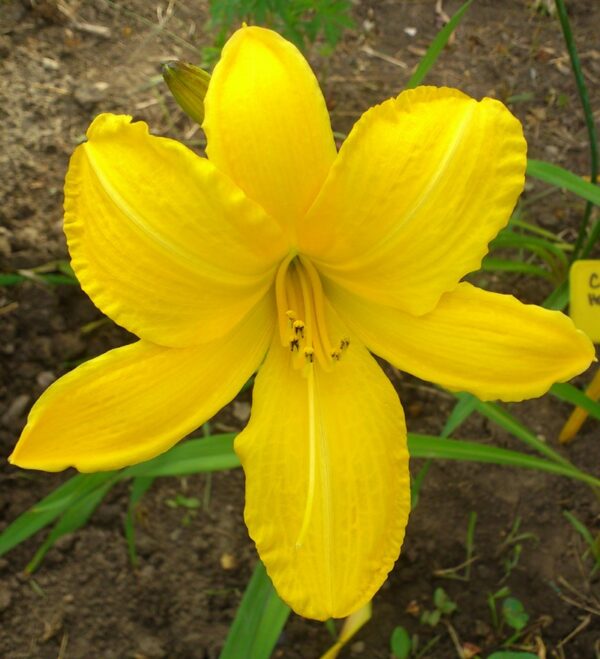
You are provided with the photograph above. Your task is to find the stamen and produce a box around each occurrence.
[293,320,305,337]
[296,263,317,347]
[275,254,350,371]
[298,256,335,359]
[275,253,296,348]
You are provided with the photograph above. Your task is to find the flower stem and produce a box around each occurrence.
[554,0,599,259]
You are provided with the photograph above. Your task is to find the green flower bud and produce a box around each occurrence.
[162,61,211,125]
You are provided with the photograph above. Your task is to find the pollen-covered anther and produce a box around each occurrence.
[276,253,347,370]
[293,320,305,338]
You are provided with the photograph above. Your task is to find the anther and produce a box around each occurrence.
[340,338,350,351]
[290,338,300,352]
[293,320,305,338]
[286,310,296,326]
[304,347,314,363]
[331,349,341,361]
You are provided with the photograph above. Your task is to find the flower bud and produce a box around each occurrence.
[162,60,211,125]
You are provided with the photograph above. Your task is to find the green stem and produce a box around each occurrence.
[582,210,600,258]
[554,0,598,259]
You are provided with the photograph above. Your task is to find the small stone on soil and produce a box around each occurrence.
[2,393,30,424]
[36,370,56,388]
[0,583,12,612]
[136,634,166,659]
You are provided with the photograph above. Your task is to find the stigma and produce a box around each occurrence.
[275,254,349,371]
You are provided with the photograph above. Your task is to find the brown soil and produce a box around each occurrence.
[1,1,599,657]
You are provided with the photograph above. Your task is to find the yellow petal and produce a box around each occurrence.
[203,26,336,240]
[299,87,526,315]
[330,281,595,402]
[235,327,410,620]
[66,113,286,347]
[10,295,274,472]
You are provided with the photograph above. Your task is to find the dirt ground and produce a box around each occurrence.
[1,0,599,657]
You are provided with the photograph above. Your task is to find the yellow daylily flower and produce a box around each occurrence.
[10,26,594,621]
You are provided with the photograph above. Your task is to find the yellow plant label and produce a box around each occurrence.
[570,260,600,343]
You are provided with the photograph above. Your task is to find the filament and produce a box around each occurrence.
[275,254,349,370]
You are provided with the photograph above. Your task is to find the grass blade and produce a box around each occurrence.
[543,279,569,311]
[411,392,477,507]
[551,381,600,422]
[407,434,600,488]
[123,434,239,478]
[509,218,567,242]
[220,560,290,659]
[526,159,600,206]
[480,257,554,281]
[474,401,571,467]
[0,473,116,557]
[491,230,569,260]
[26,476,116,573]
[0,273,78,286]
[563,510,600,571]
[405,0,475,89]
[443,393,478,437]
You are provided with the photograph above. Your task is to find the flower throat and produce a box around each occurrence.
[275,254,349,371]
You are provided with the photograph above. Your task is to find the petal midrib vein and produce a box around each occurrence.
[84,147,271,286]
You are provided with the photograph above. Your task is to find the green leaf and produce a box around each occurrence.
[509,217,565,242]
[421,609,441,627]
[123,434,240,478]
[0,473,116,558]
[0,272,78,286]
[443,393,478,437]
[491,230,569,262]
[501,597,529,631]
[405,0,475,89]
[130,428,600,493]
[543,279,569,311]
[550,382,600,422]
[219,561,290,659]
[474,401,571,467]
[390,626,412,659]
[527,159,600,206]
[165,495,201,509]
[411,392,477,507]
[563,510,600,568]
[480,257,554,281]
[26,476,117,572]
[488,653,538,659]
[433,587,456,614]
[407,433,600,489]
